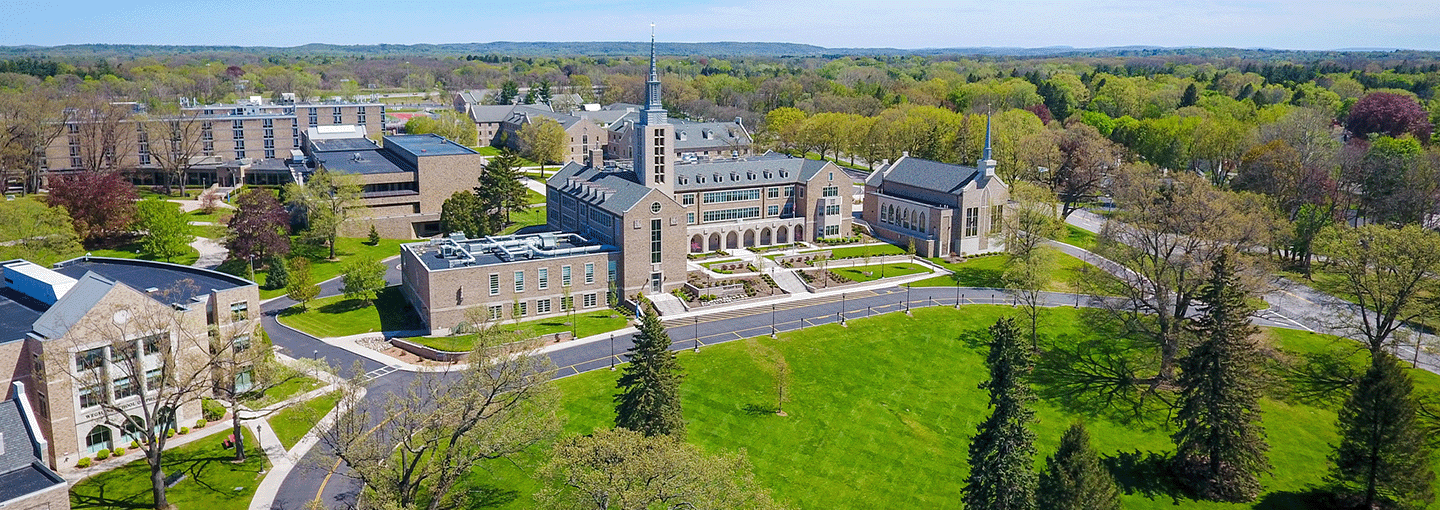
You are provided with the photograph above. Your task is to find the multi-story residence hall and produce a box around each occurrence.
[41,96,383,187]
[0,257,257,470]
[402,34,851,332]
[400,233,623,334]
[862,131,1010,257]
[302,131,485,238]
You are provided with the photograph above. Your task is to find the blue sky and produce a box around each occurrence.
[4,0,1437,51]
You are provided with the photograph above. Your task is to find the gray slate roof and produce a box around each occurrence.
[0,397,65,504]
[468,104,521,123]
[548,162,656,215]
[29,272,114,340]
[673,153,831,192]
[875,156,979,195]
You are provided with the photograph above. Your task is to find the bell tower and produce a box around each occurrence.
[633,24,674,196]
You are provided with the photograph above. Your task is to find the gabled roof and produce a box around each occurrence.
[673,153,833,192]
[875,156,979,195]
[548,162,658,215]
[506,106,590,131]
[30,271,115,340]
[468,104,521,124]
[0,385,65,505]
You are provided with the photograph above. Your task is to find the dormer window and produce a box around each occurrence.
[713,173,721,182]
[746,172,755,180]
[763,171,772,179]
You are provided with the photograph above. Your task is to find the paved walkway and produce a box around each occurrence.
[191,237,228,269]
[648,292,687,315]
[768,268,809,294]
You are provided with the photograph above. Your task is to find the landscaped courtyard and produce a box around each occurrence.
[457,305,1440,510]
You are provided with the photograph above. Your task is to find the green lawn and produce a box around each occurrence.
[241,375,324,409]
[526,189,546,205]
[908,252,1090,291]
[500,206,548,235]
[1064,224,1099,251]
[257,237,406,299]
[269,391,342,450]
[71,428,267,510]
[89,241,201,267]
[412,310,632,352]
[831,262,928,283]
[277,286,424,338]
[807,243,905,260]
[186,207,232,226]
[463,306,1440,510]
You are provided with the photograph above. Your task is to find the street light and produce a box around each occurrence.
[770,304,777,338]
[839,292,846,326]
[693,317,700,352]
[955,276,961,309]
[906,285,911,315]
[609,334,615,371]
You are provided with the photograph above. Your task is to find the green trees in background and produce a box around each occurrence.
[518,116,567,177]
[135,198,193,263]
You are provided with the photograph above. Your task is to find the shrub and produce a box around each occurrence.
[202,398,226,421]
[195,418,207,428]
[166,429,176,438]
[76,457,91,468]
[95,449,110,461]
[179,427,190,435]
[113,446,126,456]
[130,439,139,449]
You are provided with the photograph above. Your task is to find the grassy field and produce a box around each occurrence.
[908,252,1089,291]
[792,243,905,261]
[257,237,406,299]
[831,262,928,282]
[269,391,342,450]
[277,286,424,338]
[241,375,324,409]
[500,206,548,235]
[411,310,632,352]
[526,189,546,205]
[457,305,1440,510]
[71,428,267,510]
[1064,224,1099,251]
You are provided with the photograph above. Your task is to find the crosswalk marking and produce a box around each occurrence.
[362,364,403,380]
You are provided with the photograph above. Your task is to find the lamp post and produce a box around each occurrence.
[770,304,776,338]
[693,317,700,352]
[955,275,961,309]
[839,292,846,326]
[905,285,912,315]
[609,334,615,371]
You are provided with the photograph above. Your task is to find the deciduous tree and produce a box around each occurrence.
[135,198,194,263]
[286,257,320,311]
[225,187,291,269]
[0,198,82,266]
[340,255,385,306]
[615,308,686,438]
[1001,181,1065,349]
[518,117,566,177]
[1346,91,1433,141]
[286,169,362,260]
[1314,224,1440,358]
[1044,123,1124,219]
[46,170,137,241]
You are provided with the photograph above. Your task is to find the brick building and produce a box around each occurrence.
[0,258,257,469]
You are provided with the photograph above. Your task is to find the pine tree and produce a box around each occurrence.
[1038,422,1123,510]
[264,255,289,290]
[1180,83,1199,108]
[1330,351,1436,509]
[1171,251,1270,502]
[963,317,1038,510]
[367,224,380,245]
[614,308,686,439]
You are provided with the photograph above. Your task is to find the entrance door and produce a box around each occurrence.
[650,272,662,293]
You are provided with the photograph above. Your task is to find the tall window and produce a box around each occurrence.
[489,273,500,295]
[965,207,980,237]
[650,219,663,264]
[584,263,595,284]
[561,265,572,287]
[514,270,525,292]
[990,205,1004,234]
[538,268,549,290]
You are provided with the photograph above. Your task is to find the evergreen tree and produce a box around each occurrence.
[1180,83,1199,108]
[367,224,380,245]
[614,308,686,438]
[1330,351,1436,509]
[475,149,528,230]
[1171,251,1270,502]
[264,255,289,290]
[964,317,1038,510]
[1038,422,1123,510]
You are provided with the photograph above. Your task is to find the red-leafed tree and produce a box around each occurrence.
[1345,92,1433,141]
[224,188,291,267]
[46,170,137,241]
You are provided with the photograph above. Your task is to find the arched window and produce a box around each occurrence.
[85,425,112,454]
[918,212,926,233]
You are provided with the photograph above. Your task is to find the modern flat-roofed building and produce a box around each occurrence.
[302,130,485,238]
[0,257,257,470]
[400,233,622,334]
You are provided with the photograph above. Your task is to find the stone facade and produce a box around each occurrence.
[862,154,1009,257]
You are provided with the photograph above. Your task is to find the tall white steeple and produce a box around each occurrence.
[634,24,674,195]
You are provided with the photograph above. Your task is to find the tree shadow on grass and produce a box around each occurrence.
[1101,450,1183,504]
[951,266,1005,288]
[742,403,778,416]
[70,480,149,509]
[1251,488,1336,510]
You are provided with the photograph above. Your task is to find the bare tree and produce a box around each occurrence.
[139,106,208,196]
[1043,123,1125,219]
[0,89,73,194]
[317,328,560,510]
[49,281,229,510]
[71,95,136,175]
[1000,181,1066,350]
[1094,165,1275,384]
[209,321,321,462]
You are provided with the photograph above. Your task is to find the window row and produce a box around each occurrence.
[702,207,761,223]
[488,263,597,296]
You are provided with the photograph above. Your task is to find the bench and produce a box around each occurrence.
[221,434,236,449]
